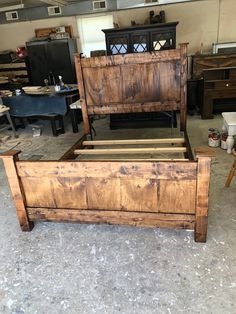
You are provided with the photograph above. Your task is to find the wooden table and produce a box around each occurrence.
[222,112,236,153]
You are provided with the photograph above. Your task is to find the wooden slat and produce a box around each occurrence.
[16,161,197,180]
[83,138,185,146]
[27,207,195,230]
[195,157,212,242]
[77,49,181,68]
[77,158,189,161]
[0,63,26,69]
[0,70,28,76]
[74,147,187,155]
[86,101,180,115]
[60,134,87,160]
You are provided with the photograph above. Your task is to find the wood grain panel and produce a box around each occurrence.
[78,49,181,68]
[121,62,180,103]
[86,178,120,210]
[21,177,87,209]
[120,179,157,212]
[87,101,180,114]
[195,157,211,242]
[16,161,197,180]
[83,66,122,106]
[157,180,196,214]
[27,207,195,230]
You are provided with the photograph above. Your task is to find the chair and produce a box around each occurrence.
[225,148,236,187]
[0,105,16,138]
[222,112,236,154]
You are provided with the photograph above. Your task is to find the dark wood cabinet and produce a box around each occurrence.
[103,22,178,55]
[202,67,236,119]
[103,22,178,129]
[26,38,77,86]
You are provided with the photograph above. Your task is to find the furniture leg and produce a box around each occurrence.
[0,151,34,231]
[70,109,79,133]
[194,154,212,242]
[202,94,213,119]
[225,160,236,187]
[5,111,17,138]
[50,118,58,136]
[226,134,234,154]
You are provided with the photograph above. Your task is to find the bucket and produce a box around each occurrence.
[208,128,220,147]
[221,132,228,149]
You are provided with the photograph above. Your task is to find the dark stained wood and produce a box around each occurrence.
[179,43,188,132]
[74,55,91,135]
[60,134,87,160]
[192,53,236,79]
[27,207,195,230]
[0,151,34,231]
[76,49,181,68]
[87,101,180,115]
[195,156,212,242]
[75,44,188,134]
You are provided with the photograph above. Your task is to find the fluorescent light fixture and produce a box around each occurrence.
[0,4,24,12]
[40,0,68,6]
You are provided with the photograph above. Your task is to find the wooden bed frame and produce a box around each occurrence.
[0,44,214,242]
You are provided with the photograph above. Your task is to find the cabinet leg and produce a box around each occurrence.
[226,135,234,154]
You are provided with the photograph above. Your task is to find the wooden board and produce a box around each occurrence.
[35,26,73,38]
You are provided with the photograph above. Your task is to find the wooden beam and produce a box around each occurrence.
[74,147,187,155]
[59,134,87,160]
[195,156,212,242]
[27,207,195,230]
[87,101,180,115]
[77,158,189,162]
[0,151,34,231]
[83,138,185,146]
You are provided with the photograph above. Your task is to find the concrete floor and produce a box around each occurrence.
[0,115,235,314]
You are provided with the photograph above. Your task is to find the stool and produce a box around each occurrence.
[222,112,236,154]
[225,148,236,187]
[0,105,16,138]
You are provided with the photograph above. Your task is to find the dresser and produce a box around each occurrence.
[202,67,236,119]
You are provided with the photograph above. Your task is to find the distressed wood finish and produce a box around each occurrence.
[0,151,34,231]
[0,43,214,242]
[27,208,195,230]
[195,154,212,242]
[0,149,214,241]
[75,44,188,136]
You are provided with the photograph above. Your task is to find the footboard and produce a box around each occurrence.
[1,149,212,242]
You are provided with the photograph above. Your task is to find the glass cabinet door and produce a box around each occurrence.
[131,33,149,53]
[107,34,129,55]
[151,31,176,51]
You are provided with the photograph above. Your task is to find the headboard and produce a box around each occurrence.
[75,43,188,134]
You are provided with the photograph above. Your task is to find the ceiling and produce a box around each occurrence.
[0,0,79,9]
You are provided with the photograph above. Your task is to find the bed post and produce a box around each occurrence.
[0,150,34,231]
[194,148,214,242]
[179,43,188,133]
[75,54,91,137]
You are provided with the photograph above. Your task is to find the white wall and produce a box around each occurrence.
[0,16,80,51]
[0,0,235,55]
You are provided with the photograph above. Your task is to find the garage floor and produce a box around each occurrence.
[0,114,235,314]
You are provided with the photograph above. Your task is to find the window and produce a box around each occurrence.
[77,14,113,57]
